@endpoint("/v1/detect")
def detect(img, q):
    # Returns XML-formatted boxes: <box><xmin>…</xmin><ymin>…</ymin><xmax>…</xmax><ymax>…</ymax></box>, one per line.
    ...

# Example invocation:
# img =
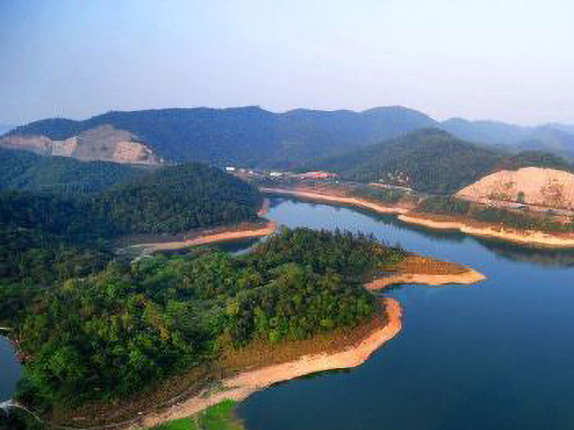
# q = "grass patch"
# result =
<box><xmin>150</xmin><ymin>400</ymin><xmax>245</xmax><ymax>430</ymax></box>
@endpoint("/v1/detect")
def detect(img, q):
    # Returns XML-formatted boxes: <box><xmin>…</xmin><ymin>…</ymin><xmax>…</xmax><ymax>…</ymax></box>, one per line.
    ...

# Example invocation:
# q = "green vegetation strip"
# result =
<box><xmin>150</xmin><ymin>400</ymin><xmax>245</xmax><ymax>430</ymax></box>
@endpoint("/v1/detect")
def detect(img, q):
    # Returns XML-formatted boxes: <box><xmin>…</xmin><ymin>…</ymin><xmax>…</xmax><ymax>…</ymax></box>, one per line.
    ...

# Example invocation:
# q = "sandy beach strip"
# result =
<box><xmin>367</xmin><ymin>255</ymin><xmax>486</xmax><ymax>290</ymax></box>
<box><xmin>261</xmin><ymin>186</ymin><xmax>574</xmax><ymax>249</ymax></box>
<box><xmin>398</xmin><ymin>214</ymin><xmax>574</xmax><ymax>249</ymax></box>
<box><xmin>128</xmin><ymin>221</ymin><xmax>277</xmax><ymax>254</ymax></box>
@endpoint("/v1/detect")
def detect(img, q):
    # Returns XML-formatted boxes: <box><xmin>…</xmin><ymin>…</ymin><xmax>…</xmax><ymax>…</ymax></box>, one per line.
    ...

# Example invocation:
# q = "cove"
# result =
<box><xmin>237</xmin><ymin>198</ymin><xmax>574</xmax><ymax>430</ymax></box>
<box><xmin>0</xmin><ymin>336</ymin><xmax>21</xmax><ymax>402</ymax></box>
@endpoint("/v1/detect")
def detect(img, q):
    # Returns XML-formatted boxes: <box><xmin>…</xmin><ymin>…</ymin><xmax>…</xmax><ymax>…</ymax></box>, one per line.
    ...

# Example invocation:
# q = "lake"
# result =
<box><xmin>0</xmin><ymin>336</ymin><xmax>21</xmax><ymax>402</ymax></box>
<box><xmin>237</xmin><ymin>198</ymin><xmax>574</xmax><ymax>430</ymax></box>
<box><xmin>3</xmin><ymin>196</ymin><xmax>574</xmax><ymax>430</ymax></box>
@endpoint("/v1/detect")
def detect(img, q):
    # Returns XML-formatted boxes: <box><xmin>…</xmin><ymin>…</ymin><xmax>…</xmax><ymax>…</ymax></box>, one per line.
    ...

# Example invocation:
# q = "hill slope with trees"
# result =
<box><xmin>0</xmin><ymin>148</ymin><xmax>149</xmax><ymax>196</ymax></box>
<box><xmin>0</xmin><ymin>163</ymin><xmax>262</xmax><ymax>288</ymax></box>
<box><xmin>492</xmin><ymin>150</ymin><xmax>574</xmax><ymax>174</ymax></box>
<box><xmin>98</xmin><ymin>163</ymin><xmax>262</xmax><ymax>234</ymax></box>
<box><xmin>302</xmin><ymin>128</ymin><xmax>503</xmax><ymax>194</ymax></box>
<box><xmin>3</xmin><ymin>228</ymin><xmax>403</xmax><ymax>426</ymax></box>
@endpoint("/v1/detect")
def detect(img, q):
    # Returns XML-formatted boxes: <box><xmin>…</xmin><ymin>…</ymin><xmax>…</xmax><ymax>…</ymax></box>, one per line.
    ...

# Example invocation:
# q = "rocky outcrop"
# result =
<box><xmin>0</xmin><ymin>125</ymin><xmax>161</xmax><ymax>165</ymax></box>
<box><xmin>456</xmin><ymin>167</ymin><xmax>574</xmax><ymax>210</ymax></box>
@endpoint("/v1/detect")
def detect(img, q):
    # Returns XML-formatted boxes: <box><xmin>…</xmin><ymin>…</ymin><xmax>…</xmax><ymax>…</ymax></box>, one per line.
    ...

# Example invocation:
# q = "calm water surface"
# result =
<box><xmin>0</xmin><ymin>336</ymin><xmax>21</xmax><ymax>402</ymax></box>
<box><xmin>238</xmin><ymin>198</ymin><xmax>574</xmax><ymax>430</ymax></box>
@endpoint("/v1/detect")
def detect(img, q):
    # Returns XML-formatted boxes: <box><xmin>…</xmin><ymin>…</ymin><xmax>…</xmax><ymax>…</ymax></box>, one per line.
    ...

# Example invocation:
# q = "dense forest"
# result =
<box><xmin>0</xmin><ymin>161</ymin><xmax>267</xmax><ymax>428</ymax></box>
<box><xmin>302</xmin><ymin>129</ymin><xmax>502</xmax><ymax>194</ymax></box>
<box><xmin>98</xmin><ymin>163</ymin><xmax>261</xmax><ymax>234</ymax></box>
<box><xmin>4</xmin><ymin>228</ymin><xmax>403</xmax><ymax>423</ymax></box>
<box><xmin>0</xmin><ymin>163</ymin><xmax>262</xmax><ymax>289</ymax></box>
<box><xmin>0</xmin><ymin>148</ymin><xmax>149</xmax><ymax>196</ymax></box>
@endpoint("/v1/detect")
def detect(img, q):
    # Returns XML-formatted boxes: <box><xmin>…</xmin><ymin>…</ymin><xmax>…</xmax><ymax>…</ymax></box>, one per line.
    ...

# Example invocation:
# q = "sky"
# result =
<box><xmin>1</xmin><ymin>0</ymin><xmax>574</xmax><ymax>125</ymax></box>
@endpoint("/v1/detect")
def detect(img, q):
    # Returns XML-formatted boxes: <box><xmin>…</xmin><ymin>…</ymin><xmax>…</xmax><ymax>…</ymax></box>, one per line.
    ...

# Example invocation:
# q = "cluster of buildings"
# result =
<box><xmin>225</xmin><ymin>166</ymin><xmax>339</xmax><ymax>181</ymax></box>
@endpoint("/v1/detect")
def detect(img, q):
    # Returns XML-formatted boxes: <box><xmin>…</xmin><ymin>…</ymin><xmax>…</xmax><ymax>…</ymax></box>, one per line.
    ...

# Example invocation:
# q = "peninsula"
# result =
<box><xmin>5</xmin><ymin>228</ymin><xmax>485</xmax><ymax>429</ymax></box>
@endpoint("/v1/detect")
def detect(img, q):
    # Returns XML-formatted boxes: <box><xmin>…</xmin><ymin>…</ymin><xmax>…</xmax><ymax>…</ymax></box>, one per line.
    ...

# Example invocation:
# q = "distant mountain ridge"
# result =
<box><xmin>440</xmin><ymin>118</ymin><xmax>574</xmax><ymax>161</ymax></box>
<box><xmin>0</xmin><ymin>106</ymin><xmax>437</xmax><ymax>167</ymax></box>
<box><xmin>2</xmin><ymin>106</ymin><xmax>574</xmax><ymax>166</ymax></box>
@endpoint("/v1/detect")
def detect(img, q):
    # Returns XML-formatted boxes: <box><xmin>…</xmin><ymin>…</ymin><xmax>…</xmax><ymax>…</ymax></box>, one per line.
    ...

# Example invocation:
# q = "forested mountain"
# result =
<box><xmin>1</xmin><ymin>163</ymin><xmax>261</xmax><ymax>241</ymax></box>
<box><xmin>0</xmin><ymin>163</ymin><xmax>262</xmax><ymax>287</ymax></box>
<box><xmin>6</xmin><ymin>106</ymin><xmax>574</xmax><ymax>168</ymax></box>
<box><xmin>302</xmin><ymin>128</ymin><xmax>502</xmax><ymax>194</ymax></box>
<box><xmin>98</xmin><ymin>163</ymin><xmax>262</xmax><ymax>233</ymax></box>
<box><xmin>510</xmin><ymin>127</ymin><xmax>574</xmax><ymax>161</ymax></box>
<box><xmin>1</xmin><ymin>106</ymin><xmax>438</xmax><ymax>167</ymax></box>
<box><xmin>441</xmin><ymin>119</ymin><xmax>574</xmax><ymax>161</ymax></box>
<box><xmin>0</xmin><ymin>148</ymin><xmax>149</xmax><ymax>196</ymax></box>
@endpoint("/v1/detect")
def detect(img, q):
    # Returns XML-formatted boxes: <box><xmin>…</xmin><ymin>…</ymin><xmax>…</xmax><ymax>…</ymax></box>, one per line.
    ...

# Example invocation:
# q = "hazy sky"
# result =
<box><xmin>1</xmin><ymin>0</ymin><xmax>574</xmax><ymax>124</ymax></box>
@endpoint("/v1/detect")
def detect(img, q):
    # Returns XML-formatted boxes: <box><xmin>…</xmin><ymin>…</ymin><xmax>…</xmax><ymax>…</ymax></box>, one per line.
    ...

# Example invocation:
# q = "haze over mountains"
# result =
<box><xmin>0</xmin><ymin>122</ymin><xmax>17</xmax><ymax>135</ymax></box>
<box><xmin>2</xmin><ymin>106</ymin><xmax>574</xmax><ymax>167</ymax></box>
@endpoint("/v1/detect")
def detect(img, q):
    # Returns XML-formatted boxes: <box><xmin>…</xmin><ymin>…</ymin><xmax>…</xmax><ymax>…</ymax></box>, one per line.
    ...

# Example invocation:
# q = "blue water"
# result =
<box><xmin>0</xmin><ymin>336</ymin><xmax>21</xmax><ymax>402</ymax></box>
<box><xmin>238</xmin><ymin>198</ymin><xmax>574</xmax><ymax>430</ymax></box>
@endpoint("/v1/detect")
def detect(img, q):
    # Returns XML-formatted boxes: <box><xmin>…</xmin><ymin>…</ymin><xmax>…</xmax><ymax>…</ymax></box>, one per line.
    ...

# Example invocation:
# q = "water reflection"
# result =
<box><xmin>270</xmin><ymin>197</ymin><xmax>574</xmax><ymax>269</ymax></box>
<box><xmin>473</xmin><ymin>237</ymin><xmax>574</xmax><ymax>267</ymax></box>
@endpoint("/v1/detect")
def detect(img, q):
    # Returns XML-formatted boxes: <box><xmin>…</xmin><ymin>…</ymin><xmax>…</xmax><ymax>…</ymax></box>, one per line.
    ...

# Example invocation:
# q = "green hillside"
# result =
<box><xmin>3</xmin><ymin>228</ymin><xmax>401</xmax><ymax>425</ymax></box>
<box><xmin>98</xmin><ymin>163</ymin><xmax>262</xmax><ymax>234</ymax></box>
<box><xmin>0</xmin><ymin>148</ymin><xmax>149</xmax><ymax>196</ymax></box>
<box><xmin>304</xmin><ymin>128</ymin><xmax>502</xmax><ymax>194</ymax></box>
<box><xmin>0</xmin><ymin>164</ymin><xmax>262</xmax><ymax>287</ymax></box>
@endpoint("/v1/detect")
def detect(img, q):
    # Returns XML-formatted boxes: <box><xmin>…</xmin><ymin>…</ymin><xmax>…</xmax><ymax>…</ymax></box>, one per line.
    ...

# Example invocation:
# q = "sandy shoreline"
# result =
<box><xmin>367</xmin><ymin>254</ymin><xmax>486</xmax><ymax>290</ymax></box>
<box><xmin>367</xmin><ymin>270</ymin><xmax>486</xmax><ymax>290</ymax></box>
<box><xmin>259</xmin><ymin>187</ymin><xmax>409</xmax><ymax>215</ymax></box>
<box><xmin>138</xmin><ymin>298</ymin><xmax>403</xmax><ymax>429</ymax></box>
<box><xmin>261</xmin><ymin>187</ymin><xmax>574</xmax><ymax>249</ymax></box>
<box><xmin>136</xmin><ymin>255</ymin><xmax>486</xmax><ymax>428</ymax></box>
<box><xmin>126</xmin><ymin>221</ymin><xmax>277</xmax><ymax>255</ymax></box>
<box><xmin>398</xmin><ymin>214</ymin><xmax>574</xmax><ymax>249</ymax></box>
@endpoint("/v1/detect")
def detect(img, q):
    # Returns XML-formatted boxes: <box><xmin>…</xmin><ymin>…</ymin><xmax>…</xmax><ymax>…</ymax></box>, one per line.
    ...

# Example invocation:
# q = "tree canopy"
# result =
<box><xmin>7</xmin><ymin>228</ymin><xmax>402</xmax><ymax>417</ymax></box>
<box><xmin>301</xmin><ymin>128</ymin><xmax>503</xmax><ymax>194</ymax></box>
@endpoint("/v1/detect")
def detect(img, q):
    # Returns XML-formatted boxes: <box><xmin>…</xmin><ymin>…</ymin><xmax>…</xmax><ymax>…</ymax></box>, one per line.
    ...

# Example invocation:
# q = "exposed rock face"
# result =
<box><xmin>0</xmin><ymin>125</ymin><xmax>161</xmax><ymax>165</ymax></box>
<box><xmin>456</xmin><ymin>167</ymin><xmax>574</xmax><ymax>210</ymax></box>
<box><xmin>0</xmin><ymin>134</ymin><xmax>53</xmax><ymax>155</ymax></box>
